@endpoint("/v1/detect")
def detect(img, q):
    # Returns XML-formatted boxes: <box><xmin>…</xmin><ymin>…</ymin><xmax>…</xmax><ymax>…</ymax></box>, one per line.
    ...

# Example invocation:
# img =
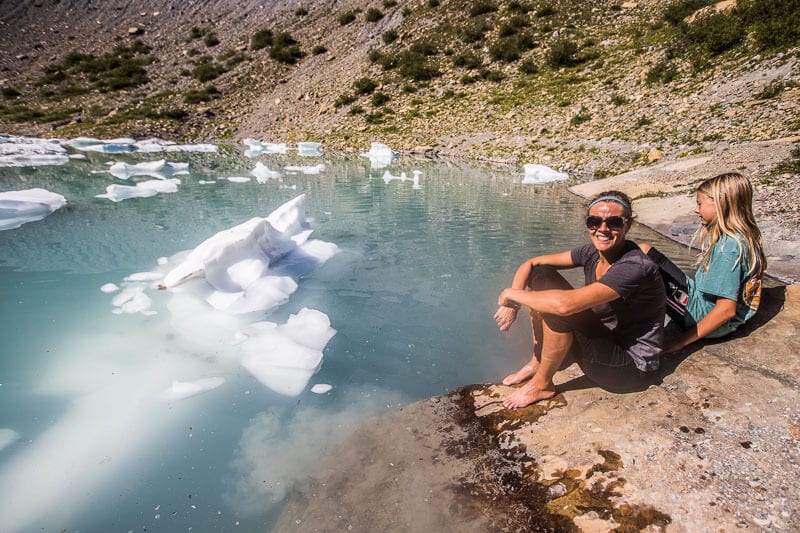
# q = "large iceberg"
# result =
<box><xmin>0</xmin><ymin>136</ymin><xmax>69</xmax><ymax>167</ymax></box>
<box><xmin>522</xmin><ymin>163</ymin><xmax>569</xmax><ymax>184</ymax></box>
<box><xmin>0</xmin><ymin>188</ymin><xmax>67</xmax><ymax>231</ymax></box>
<box><xmin>361</xmin><ymin>142</ymin><xmax>398</xmax><ymax>170</ymax></box>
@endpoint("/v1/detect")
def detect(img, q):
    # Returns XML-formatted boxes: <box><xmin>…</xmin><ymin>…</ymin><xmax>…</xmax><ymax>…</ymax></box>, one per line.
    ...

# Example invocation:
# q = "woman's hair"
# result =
<box><xmin>587</xmin><ymin>190</ymin><xmax>634</xmax><ymax>218</ymax></box>
<box><xmin>692</xmin><ymin>172</ymin><xmax>766</xmax><ymax>279</ymax></box>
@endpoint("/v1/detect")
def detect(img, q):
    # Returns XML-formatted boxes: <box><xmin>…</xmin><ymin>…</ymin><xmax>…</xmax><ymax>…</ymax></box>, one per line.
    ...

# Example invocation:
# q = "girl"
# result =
<box><xmin>641</xmin><ymin>172</ymin><xmax>766</xmax><ymax>353</ymax></box>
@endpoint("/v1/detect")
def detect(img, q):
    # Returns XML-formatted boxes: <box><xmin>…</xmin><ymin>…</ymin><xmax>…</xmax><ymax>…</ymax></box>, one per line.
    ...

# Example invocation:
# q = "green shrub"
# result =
<box><xmin>295</xmin><ymin>7</ymin><xmax>308</xmax><ymax>16</ymax></box>
<box><xmin>2</xmin><ymin>86</ymin><xmax>21</xmax><ymax>98</ymax></box>
<box><xmin>685</xmin><ymin>12</ymin><xmax>743</xmax><ymax>54</ymax></box>
<box><xmin>570</xmin><ymin>107</ymin><xmax>591</xmax><ymax>126</ymax></box>
<box><xmin>339</xmin><ymin>10</ymin><xmax>357</xmax><ymax>25</ymax></box>
<box><xmin>384</xmin><ymin>0</ymin><xmax>398</xmax><ymax>7</ymax></box>
<box><xmin>462</xmin><ymin>20</ymin><xmax>492</xmax><ymax>43</ymax></box>
<box><xmin>365</xmin><ymin>8</ymin><xmax>384</xmax><ymax>22</ymax></box>
<box><xmin>372</xmin><ymin>91</ymin><xmax>390</xmax><ymax>106</ymax></box>
<box><xmin>270</xmin><ymin>44</ymin><xmax>304</xmax><ymax>64</ymax></box>
<box><xmin>535</xmin><ymin>5</ymin><xmax>557</xmax><ymax>18</ymax></box>
<box><xmin>547</xmin><ymin>39</ymin><xmax>578</xmax><ymax>67</ymax></box>
<box><xmin>460</xmin><ymin>74</ymin><xmax>479</xmax><ymax>84</ymax></box>
<box><xmin>490</xmin><ymin>32</ymin><xmax>536</xmax><ymax>62</ymax></box>
<box><xmin>382</xmin><ymin>30</ymin><xmax>399</xmax><ymax>44</ymax></box>
<box><xmin>776</xmin><ymin>145</ymin><xmax>800</xmax><ymax>173</ymax></box>
<box><xmin>184</xmin><ymin>86</ymin><xmax>220</xmax><ymax>104</ymax></box>
<box><xmin>251</xmin><ymin>29</ymin><xmax>273</xmax><ymax>50</ymax></box>
<box><xmin>453</xmin><ymin>51</ymin><xmax>482</xmax><ymax>69</ymax></box>
<box><xmin>664</xmin><ymin>0</ymin><xmax>714</xmax><ymax>25</ymax></box>
<box><xmin>500</xmin><ymin>14</ymin><xmax>531</xmax><ymax>36</ymax></box>
<box><xmin>611</xmin><ymin>94</ymin><xmax>628</xmax><ymax>105</ymax></box>
<box><xmin>312</xmin><ymin>45</ymin><xmax>328</xmax><ymax>55</ymax></box>
<box><xmin>427</xmin><ymin>0</ymin><xmax>440</xmax><ymax>6</ymax></box>
<box><xmin>410</xmin><ymin>40</ymin><xmax>438</xmax><ymax>56</ymax></box>
<box><xmin>508</xmin><ymin>1</ymin><xmax>533</xmax><ymax>13</ymax></box>
<box><xmin>203</xmin><ymin>32</ymin><xmax>220</xmax><ymax>47</ymax></box>
<box><xmin>470</xmin><ymin>0</ymin><xmax>498</xmax><ymax>17</ymax></box>
<box><xmin>645</xmin><ymin>60</ymin><xmax>678</xmax><ymax>84</ymax></box>
<box><xmin>192</xmin><ymin>61</ymin><xmax>225</xmax><ymax>82</ymax></box>
<box><xmin>189</xmin><ymin>27</ymin><xmax>205</xmax><ymax>40</ymax></box>
<box><xmin>740</xmin><ymin>0</ymin><xmax>800</xmax><ymax>49</ymax></box>
<box><xmin>636</xmin><ymin>116</ymin><xmax>654</xmax><ymax>127</ymax></box>
<box><xmin>519</xmin><ymin>58</ymin><xmax>538</xmax><ymax>74</ymax></box>
<box><xmin>334</xmin><ymin>93</ymin><xmax>357</xmax><ymax>107</ymax></box>
<box><xmin>349</xmin><ymin>105</ymin><xmax>365</xmax><ymax>115</ymax></box>
<box><xmin>479</xmin><ymin>68</ymin><xmax>504</xmax><ymax>82</ymax></box>
<box><xmin>354</xmin><ymin>77</ymin><xmax>378</xmax><ymax>94</ymax></box>
<box><xmin>396</xmin><ymin>50</ymin><xmax>441</xmax><ymax>81</ymax></box>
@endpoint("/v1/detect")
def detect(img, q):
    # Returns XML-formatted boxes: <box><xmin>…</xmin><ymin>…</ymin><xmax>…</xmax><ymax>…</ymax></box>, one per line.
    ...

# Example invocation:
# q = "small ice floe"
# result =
<box><xmin>107</xmin><ymin>159</ymin><xmax>189</xmax><ymax>180</ymax></box>
<box><xmin>243</xmin><ymin>138</ymin><xmax>288</xmax><ymax>157</ymax></box>
<box><xmin>111</xmin><ymin>286</ymin><xmax>154</xmax><ymax>314</ymax></box>
<box><xmin>251</xmin><ymin>162</ymin><xmax>281</xmax><ymax>183</ymax></box>
<box><xmin>522</xmin><ymin>164</ymin><xmax>569</xmax><ymax>184</ymax></box>
<box><xmin>100</xmin><ymin>283</ymin><xmax>119</xmax><ymax>293</ymax></box>
<box><xmin>280</xmin><ymin>184</ymin><xmax>297</xmax><ymax>190</ymax></box>
<box><xmin>361</xmin><ymin>142</ymin><xmax>398</xmax><ymax>170</ymax></box>
<box><xmin>65</xmin><ymin>137</ymin><xmax>217</xmax><ymax>154</ymax></box>
<box><xmin>226</xmin><ymin>177</ymin><xmax>251</xmax><ymax>183</ymax></box>
<box><xmin>95</xmin><ymin>178</ymin><xmax>181</xmax><ymax>202</ymax></box>
<box><xmin>310</xmin><ymin>384</ymin><xmax>333</xmax><ymax>394</ymax></box>
<box><xmin>0</xmin><ymin>188</ymin><xmax>67</xmax><ymax>231</ymax></box>
<box><xmin>381</xmin><ymin>169</ymin><xmax>422</xmax><ymax>189</ymax></box>
<box><xmin>197</xmin><ymin>180</ymin><xmax>217</xmax><ymax>185</ymax></box>
<box><xmin>284</xmin><ymin>163</ymin><xmax>325</xmax><ymax>175</ymax></box>
<box><xmin>297</xmin><ymin>142</ymin><xmax>322</xmax><ymax>156</ymax></box>
<box><xmin>124</xmin><ymin>271</ymin><xmax>164</xmax><ymax>283</ymax></box>
<box><xmin>0</xmin><ymin>135</ymin><xmax>69</xmax><ymax>167</ymax></box>
<box><xmin>162</xmin><ymin>377</ymin><xmax>225</xmax><ymax>401</ymax></box>
<box><xmin>0</xmin><ymin>429</ymin><xmax>20</xmax><ymax>452</ymax></box>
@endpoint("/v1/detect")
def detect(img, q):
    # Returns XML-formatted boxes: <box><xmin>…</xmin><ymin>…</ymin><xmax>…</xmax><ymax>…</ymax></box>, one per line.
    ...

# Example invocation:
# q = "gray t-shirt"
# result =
<box><xmin>571</xmin><ymin>241</ymin><xmax>666</xmax><ymax>372</ymax></box>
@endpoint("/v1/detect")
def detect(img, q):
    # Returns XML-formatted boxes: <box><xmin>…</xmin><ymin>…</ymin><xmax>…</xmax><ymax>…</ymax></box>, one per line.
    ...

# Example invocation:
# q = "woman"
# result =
<box><xmin>495</xmin><ymin>190</ymin><xmax>665</xmax><ymax>409</ymax></box>
<box><xmin>640</xmin><ymin>172</ymin><xmax>766</xmax><ymax>353</ymax></box>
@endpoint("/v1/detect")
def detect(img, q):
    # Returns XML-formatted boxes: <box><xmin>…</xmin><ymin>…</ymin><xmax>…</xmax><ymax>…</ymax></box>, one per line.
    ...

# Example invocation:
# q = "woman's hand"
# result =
<box><xmin>494</xmin><ymin>289</ymin><xmax>520</xmax><ymax>331</ymax></box>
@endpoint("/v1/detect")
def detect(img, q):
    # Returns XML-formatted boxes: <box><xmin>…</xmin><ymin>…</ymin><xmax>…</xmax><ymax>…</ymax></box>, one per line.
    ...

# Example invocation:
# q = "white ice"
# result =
<box><xmin>284</xmin><ymin>163</ymin><xmax>325</xmax><ymax>175</ymax></box>
<box><xmin>95</xmin><ymin>178</ymin><xmax>181</xmax><ymax>202</ymax></box>
<box><xmin>226</xmin><ymin>177</ymin><xmax>251</xmax><ymax>183</ymax></box>
<box><xmin>107</xmin><ymin>159</ymin><xmax>189</xmax><ymax>180</ymax></box>
<box><xmin>522</xmin><ymin>163</ymin><xmax>569</xmax><ymax>184</ymax></box>
<box><xmin>0</xmin><ymin>188</ymin><xmax>67</xmax><ymax>231</ymax></box>
<box><xmin>310</xmin><ymin>383</ymin><xmax>332</xmax><ymax>394</ymax></box>
<box><xmin>243</xmin><ymin>138</ymin><xmax>288</xmax><ymax>157</ymax></box>
<box><xmin>99</xmin><ymin>283</ymin><xmax>119</xmax><ymax>293</ymax></box>
<box><xmin>0</xmin><ymin>429</ymin><xmax>20</xmax><ymax>452</ymax></box>
<box><xmin>251</xmin><ymin>162</ymin><xmax>281</xmax><ymax>183</ymax></box>
<box><xmin>64</xmin><ymin>137</ymin><xmax>217</xmax><ymax>153</ymax></box>
<box><xmin>0</xmin><ymin>135</ymin><xmax>69</xmax><ymax>167</ymax></box>
<box><xmin>162</xmin><ymin>377</ymin><xmax>225</xmax><ymax>401</ymax></box>
<box><xmin>381</xmin><ymin>170</ymin><xmax>422</xmax><ymax>189</ymax></box>
<box><xmin>361</xmin><ymin>142</ymin><xmax>398</xmax><ymax>170</ymax></box>
<box><xmin>297</xmin><ymin>142</ymin><xmax>322</xmax><ymax>156</ymax></box>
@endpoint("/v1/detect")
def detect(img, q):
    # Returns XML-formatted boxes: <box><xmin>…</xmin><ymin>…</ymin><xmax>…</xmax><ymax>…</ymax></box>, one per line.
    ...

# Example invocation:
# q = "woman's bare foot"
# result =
<box><xmin>502</xmin><ymin>382</ymin><xmax>556</xmax><ymax>409</ymax></box>
<box><xmin>502</xmin><ymin>363</ymin><xmax>537</xmax><ymax>386</ymax></box>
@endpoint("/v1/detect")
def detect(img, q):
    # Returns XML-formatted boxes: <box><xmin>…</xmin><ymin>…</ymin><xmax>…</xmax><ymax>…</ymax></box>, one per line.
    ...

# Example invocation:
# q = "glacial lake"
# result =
<box><xmin>0</xmin><ymin>142</ymin><xmax>692</xmax><ymax>531</ymax></box>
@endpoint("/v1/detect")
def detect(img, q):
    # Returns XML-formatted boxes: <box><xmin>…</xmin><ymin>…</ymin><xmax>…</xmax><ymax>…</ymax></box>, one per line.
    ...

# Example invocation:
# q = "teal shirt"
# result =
<box><xmin>685</xmin><ymin>234</ymin><xmax>761</xmax><ymax>338</ymax></box>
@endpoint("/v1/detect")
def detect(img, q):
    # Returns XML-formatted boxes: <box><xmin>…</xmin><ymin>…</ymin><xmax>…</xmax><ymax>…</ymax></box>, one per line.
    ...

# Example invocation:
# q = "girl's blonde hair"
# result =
<box><xmin>692</xmin><ymin>172</ymin><xmax>766</xmax><ymax>279</ymax></box>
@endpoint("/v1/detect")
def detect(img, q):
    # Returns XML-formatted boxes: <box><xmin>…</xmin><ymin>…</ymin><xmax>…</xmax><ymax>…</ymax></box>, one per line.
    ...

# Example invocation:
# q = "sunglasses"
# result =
<box><xmin>585</xmin><ymin>215</ymin><xmax>629</xmax><ymax>230</ymax></box>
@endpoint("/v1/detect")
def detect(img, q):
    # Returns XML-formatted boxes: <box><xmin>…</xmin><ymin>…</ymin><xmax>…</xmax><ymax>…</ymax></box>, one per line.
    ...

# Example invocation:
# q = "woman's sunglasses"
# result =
<box><xmin>585</xmin><ymin>215</ymin><xmax>628</xmax><ymax>231</ymax></box>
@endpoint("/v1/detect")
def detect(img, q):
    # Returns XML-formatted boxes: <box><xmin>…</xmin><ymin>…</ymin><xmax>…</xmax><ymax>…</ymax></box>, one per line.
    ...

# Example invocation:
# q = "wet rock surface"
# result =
<box><xmin>278</xmin><ymin>285</ymin><xmax>799</xmax><ymax>531</ymax></box>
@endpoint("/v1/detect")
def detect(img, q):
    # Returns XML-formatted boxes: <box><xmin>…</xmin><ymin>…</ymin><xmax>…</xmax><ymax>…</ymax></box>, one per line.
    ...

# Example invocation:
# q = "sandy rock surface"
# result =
<box><xmin>278</xmin><ymin>286</ymin><xmax>799</xmax><ymax>531</ymax></box>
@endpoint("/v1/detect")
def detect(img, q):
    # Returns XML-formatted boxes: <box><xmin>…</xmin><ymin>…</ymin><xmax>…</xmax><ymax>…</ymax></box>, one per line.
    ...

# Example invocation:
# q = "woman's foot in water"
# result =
<box><xmin>502</xmin><ymin>382</ymin><xmax>556</xmax><ymax>409</ymax></box>
<box><xmin>502</xmin><ymin>362</ymin><xmax>538</xmax><ymax>386</ymax></box>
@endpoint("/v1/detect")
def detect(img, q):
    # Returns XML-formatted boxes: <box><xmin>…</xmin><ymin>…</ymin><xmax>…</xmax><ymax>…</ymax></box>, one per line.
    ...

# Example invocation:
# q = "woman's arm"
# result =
<box><xmin>494</xmin><ymin>251</ymin><xmax>574</xmax><ymax>331</ymax></box>
<box><xmin>499</xmin><ymin>281</ymin><xmax>620</xmax><ymax>317</ymax></box>
<box><xmin>666</xmin><ymin>297</ymin><xmax>737</xmax><ymax>352</ymax></box>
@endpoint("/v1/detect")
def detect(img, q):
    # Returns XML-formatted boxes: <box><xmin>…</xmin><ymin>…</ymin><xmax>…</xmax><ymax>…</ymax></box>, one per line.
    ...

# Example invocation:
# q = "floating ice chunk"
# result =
<box><xmin>297</xmin><ymin>142</ymin><xmax>322</xmax><ymax>156</ymax></box>
<box><xmin>240</xmin><ymin>308</ymin><xmax>336</xmax><ymax>396</ymax></box>
<box><xmin>0</xmin><ymin>136</ymin><xmax>69</xmax><ymax>167</ymax></box>
<box><xmin>0</xmin><ymin>429</ymin><xmax>20</xmax><ymax>452</ymax></box>
<box><xmin>412</xmin><ymin>170</ymin><xmax>422</xmax><ymax>190</ymax></box>
<box><xmin>284</xmin><ymin>163</ymin><xmax>325</xmax><ymax>175</ymax></box>
<box><xmin>107</xmin><ymin>159</ymin><xmax>189</xmax><ymax>180</ymax></box>
<box><xmin>0</xmin><ymin>188</ymin><xmax>67</xmax><ymax>231</ymax></box>
<box><xmin>226</xmin><ymin>177</ymin><xmax>251</xmax><ymax>183</ymax></box>
<box><xmin>124</xmin><ymin>271</ymin><xmax>164</xmax><ymax>282</ymax></box>
<box><xmin>381</xmin><ymin>169</ymin><xmax>422</xmax><ymax>189</ymax></box>
<box><xmin>95</xmin><ymin>178</ymin><xmax>180</xmax><ymax>202</ymax></box>
<box><xmin>310</xmin><ymin>384</ymin><xmax>332</xmax><ymax>394</ymax></box>
<box><xmin>243</xmin><ymin>138</ymin><xmax>288</xmax><ymax>157</ymax></box>
<box><xmin>251</xmin><ymin>162</ymin><xmax>281</xmax><ymax>183</ymax></box>
<box><xmin>164</xmin><ymin>143</ymin><xmax>217</xmax><ymax>153</ymax></box>
<box><xmin>198</xmin><ymin>180</ymin><xmax>217</xmax><ymax>185</ymax></box>
<box><xmin>111</xmin><ymin>286</ymin><xmax>153</xmax><ymax>314</ymax></box>
<box><xmin>361</xmin><ymin>142</ymin><xmax>398</xmax><ymax>170</ymax></box>
<box><xmin>522</xmin><ymin>164</ymin><xmax>569</xmax><ymax>184</ymax></box>
<box><xmin>157</xmin><ymin>256</ymin><xmax>169</xmax><ymax>265</ymax></box>
<box><xmin>162</xmin><ymin>377</ymin><xmax>225</xmax><ymax>401</ymax></box>
<box><xmin>100</xmin><ymin>283</ymin><xmax>119</xmax><ymax>293</ymax></box>
<box><xmin>67</xmin><ymin>137</ymin><xmax>138</xmax><ymax>153</ymax></box>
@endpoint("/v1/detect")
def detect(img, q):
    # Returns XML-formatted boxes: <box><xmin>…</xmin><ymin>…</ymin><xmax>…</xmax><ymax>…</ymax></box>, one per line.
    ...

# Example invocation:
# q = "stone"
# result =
<box><xmin>647</xmin><ymin>148</ymin><xmax>663</xmax><ymax>162</ymax></box>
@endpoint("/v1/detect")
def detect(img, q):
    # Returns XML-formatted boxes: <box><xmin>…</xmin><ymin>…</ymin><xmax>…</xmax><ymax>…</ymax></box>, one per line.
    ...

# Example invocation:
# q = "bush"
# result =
<box><xmin>570</xmin><ymin>107</ymin><xmax>591</xmax><ymax>126</ymax></box>
<box><xmin>270</xmin><ymin>44</ymin><xmax>304</xmax><ymax>64</ymax></box>
<box><xmin>663</xmin><ymin>0</ymin><xmax>713</xmax><ymax>25</ymax></box>
<box><xmin>365</xmin><ymin>8</ymin><xmax>384</xmax><ymax>22</ymax></box>
<box><xmin>685</xmin><ymin>12</ymin><xmax>744</xmax><ymax>54</ymax></box>
<box><xmin>189</xmin><ymin>27</ymin><xmax>205</xmax><ymax>40</ymax></box>
<box><xmin>535</xmin><ymin>5</ymin><xmax>557</xmax><ymax>18</ymax></box>
<box><xmin>295</xmin><ymin>7</ymin><xmax>308</xmax><ymax>16</ymax></box>
<box><xmin>490</xmin><ymin>33</ymin><xmax>536</xmax><ymax>62</ymax></box>
<box><xmin>339</xmin><ymin>10</ymin><xmax>357</xmax><ymax>25</ymax></box>
<box><xmin>500</xmin><ymin>14</ymin><xmax>531</xmax><ymax>36</ymax></box>
<box><xmin>470</xmin><ymin>1</ymin><xmax>498</xmax><ymax>17</ymax></box>
<box><xmin>184</xmin><ymin>86</ymin><xmax>220</xmax><ymax>104</ymax></box>
<box><xmin>508</xmin><ymin>1</ymin><xmax>533</xmax><ymax>13</ymax></box>
<box><xmin>740</xmin><ymin>0</ymin><xmax>800</xmax><ymax>49</ymax></box>
<box><xmin>354</xmin><ymin>77</ymin><xmax>378</xmax><ymax>94</ymax></box>
<box><xmin>462</xmin><ymin>20</ymin><xmax>492</xmax><ymax>43</ymax></box>
<box><xmin>410</xmin><ymin>39</ymin><xmax>438</xmax><ymax>56</ymax></box>
<box><xmin>203</xmin><ymin>32</ymin><xmax>220</xmax><ymax>47</ymax></box>
<box><xmin>192</xmin><ymin>61</ymin><xmax>225</xmax><ymax>82</ymax></box>
<box><xmin>611</xmin><ymin>94</ymin><xmax>628</xmax><ymax>106</ymax></box>
<box><xmin>645</xmin><ymin>60</ymin><xmax>678</xmax><ymax>84</ymax></box>
<box><xmin>479</xmin><ymin>68</ymin><xmax>504</xmax><ymax>82</ymax></box>
<box><xmin>251</xmin><ymin>29</ymin><xmax>273</xmax><ymax>50</ymax></box>
<box><xmin>2</xmin><ymin>86</ymin><xmax>21</xmax><ymax>98</ymax></box>
<box><xmin>547</xmin><ymin>39</ymin><xmax>578</xmax><ymax>67</ymax></box>
<box><xmin>312</xmin><ymin>45</ymin><xmax>327</xmax><ymax>55</ymax></box>
<box><xmin>384</xmin><ymin>0</ymin><xmax>398</xmax><ymax>7</ymax></box>
<box><xmin>452</xmin><ymin>51</ymin><xmax>482</xmax><ymax>69</ymax></box>
<box><xmin>334</xmin><ymin>93</ymin><xmax>357</xmax><ymax>108</ymax></box>
<box><xmin>382</xmin><ymin>30</ymin><xmax>399</xmax><ymax>44</ymax></box>
<box><xmin>372</xmin><ymin>91</ymin><xmax>390</xmax><ymax>106</ymax></box>
<box><xmin>396</xmin><ymin>50</ymin><xmax>441</xmax><ymax>81</ymax></box>
<box><xmin>519</xmin><ymin>58</ymin><xmax>538</xmax><ymax>74</ymax></box>
<box><xmin>636</xmin><ymin>116</ymin><xmax>654</xmax><ymax>127</ymax></box>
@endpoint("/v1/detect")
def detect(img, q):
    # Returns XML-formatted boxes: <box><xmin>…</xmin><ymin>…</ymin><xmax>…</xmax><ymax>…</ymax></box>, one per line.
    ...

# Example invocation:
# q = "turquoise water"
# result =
<box><xmin>0</xmin><ymin>147</ymin><xmax>691</xmax><ymax>531</ymax></box>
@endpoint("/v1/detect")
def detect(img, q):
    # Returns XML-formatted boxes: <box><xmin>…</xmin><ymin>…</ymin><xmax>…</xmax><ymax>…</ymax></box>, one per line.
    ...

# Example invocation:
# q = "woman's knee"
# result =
<box><xmin>527</xmin><ymin>265</ymin><xmax>573</xmax><ymax>291</ymax></box>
